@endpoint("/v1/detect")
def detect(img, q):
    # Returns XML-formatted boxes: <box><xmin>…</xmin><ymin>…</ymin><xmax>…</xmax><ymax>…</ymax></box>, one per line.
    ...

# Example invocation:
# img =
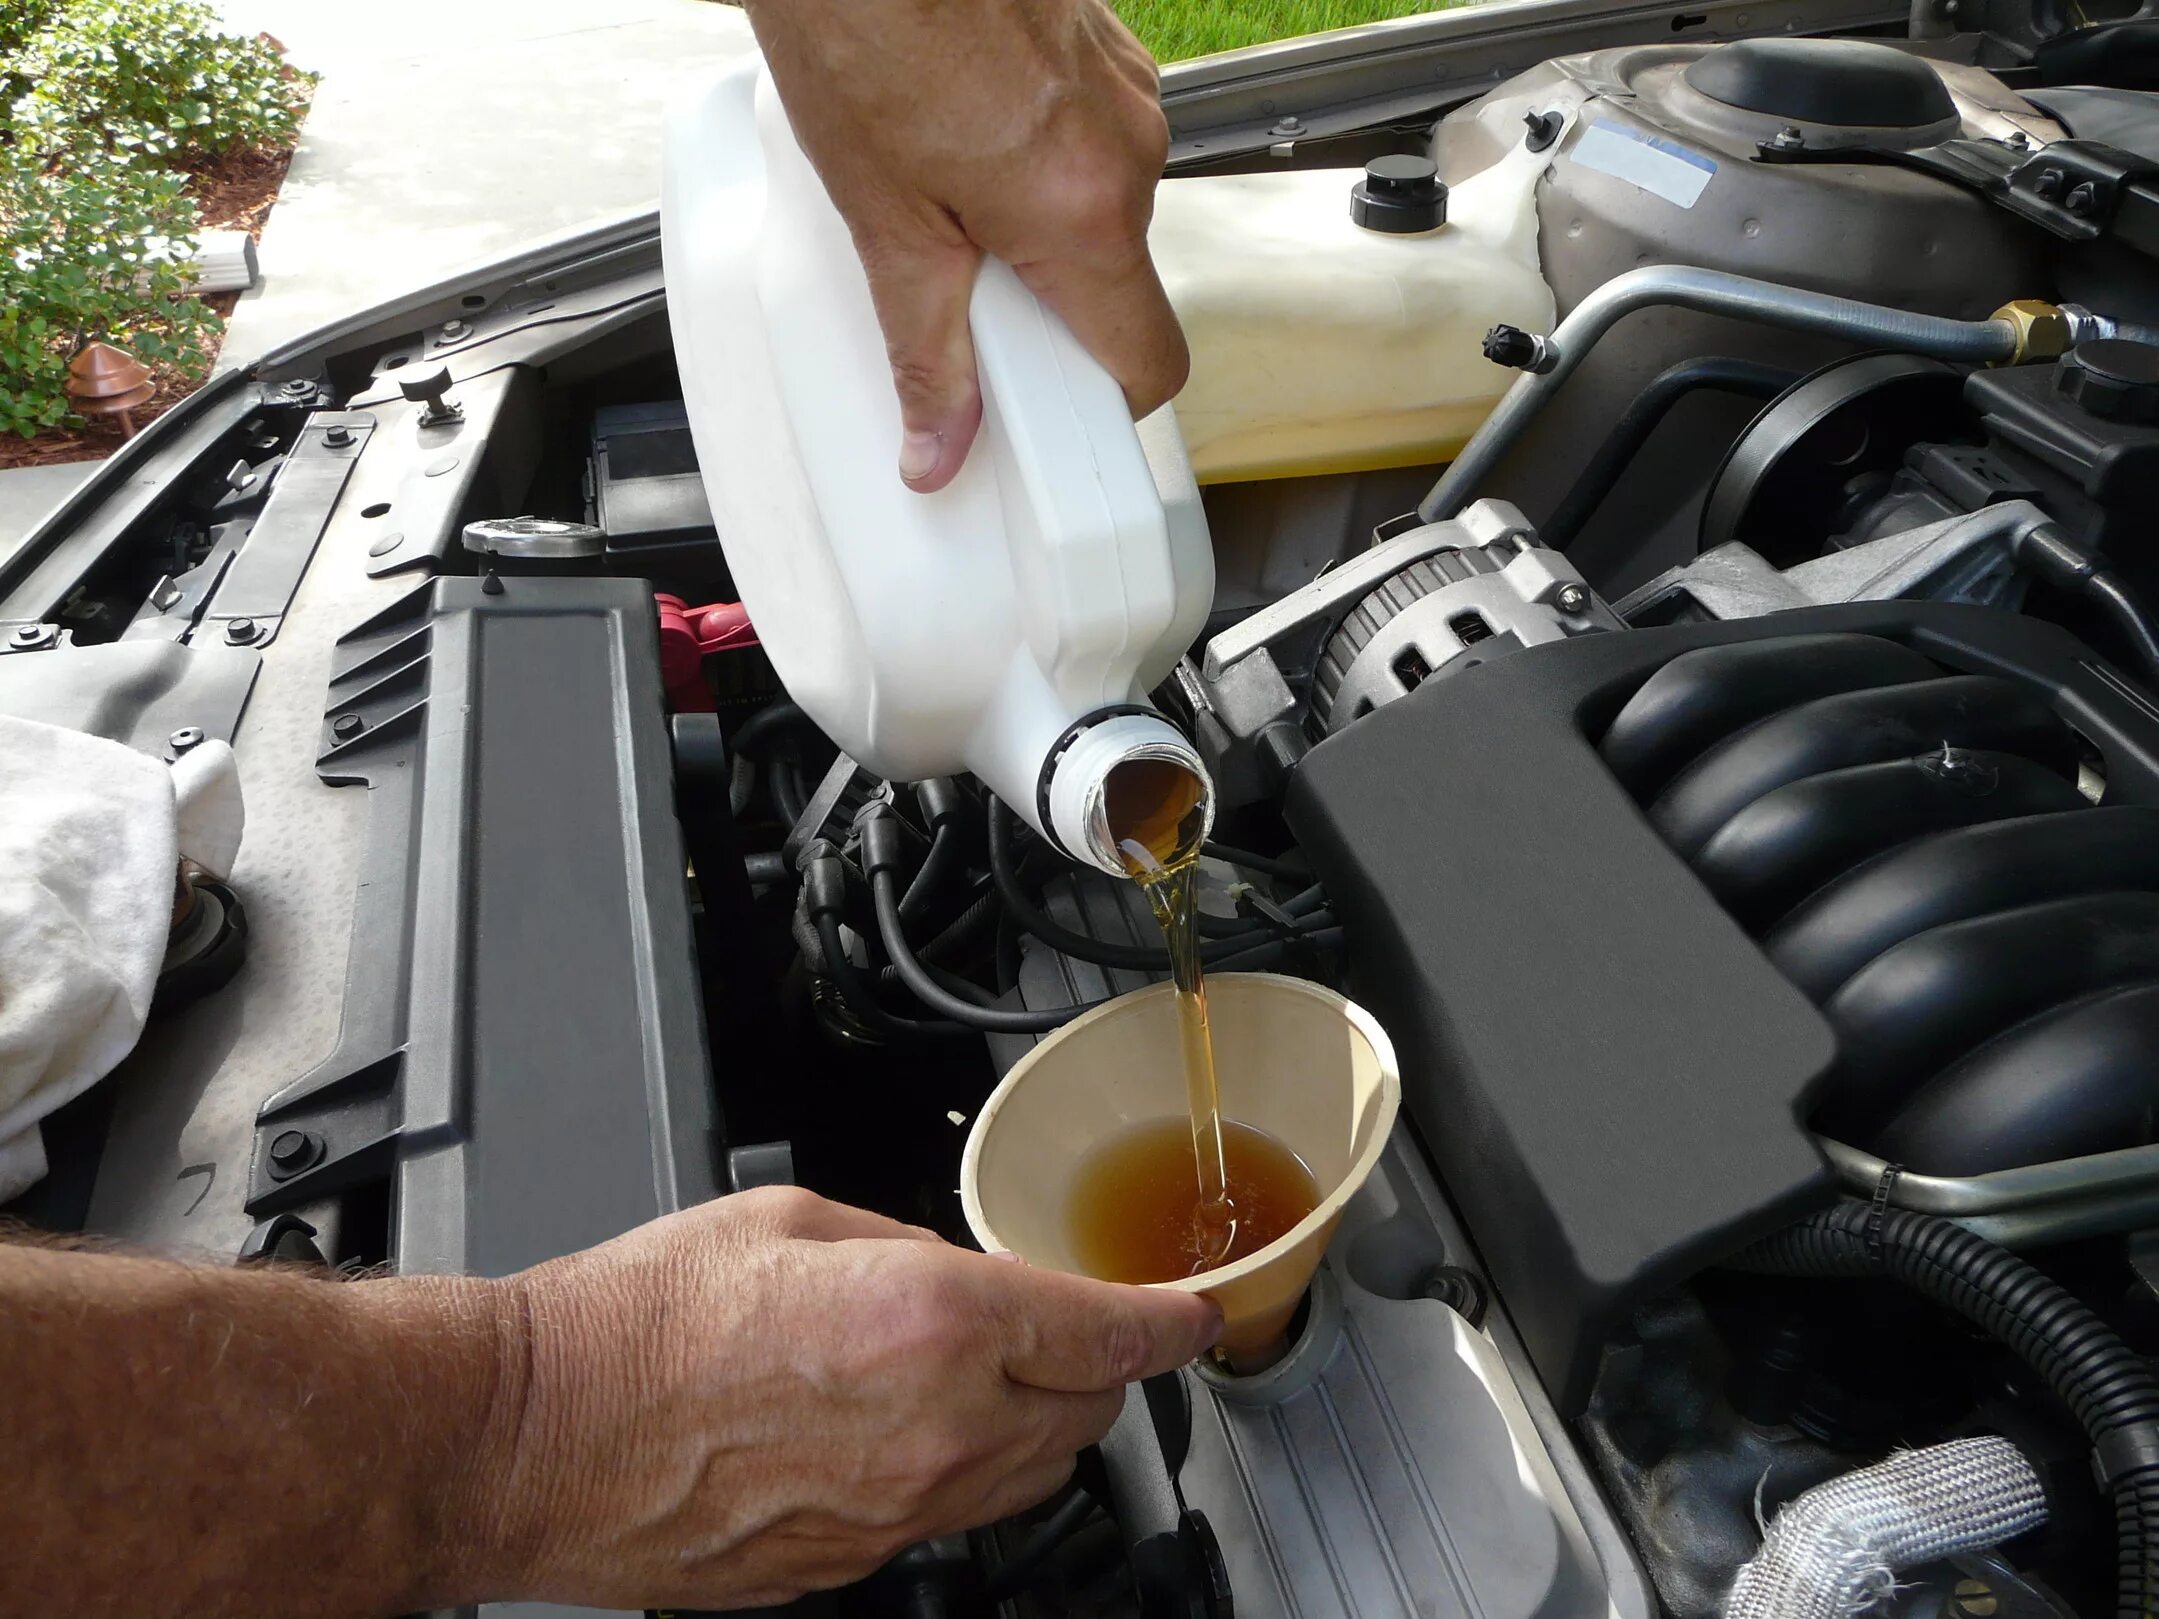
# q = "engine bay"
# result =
<box><xmin>18</xmin><ymin>17</ymin><xmax>2159</xmax><ymax>1619</ymax></box>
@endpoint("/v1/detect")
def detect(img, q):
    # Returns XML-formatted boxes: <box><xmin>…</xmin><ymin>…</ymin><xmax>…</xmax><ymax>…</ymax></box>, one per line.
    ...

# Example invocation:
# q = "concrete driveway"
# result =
<box><xmin>0</xmin><ymin>0</ymin><xmax>752</xmax><ymax>556</ymax></box>
<box><xmin>212</xmin><ymin>0</ymin><xmax>756</xmax><ymax>365</ymax></box>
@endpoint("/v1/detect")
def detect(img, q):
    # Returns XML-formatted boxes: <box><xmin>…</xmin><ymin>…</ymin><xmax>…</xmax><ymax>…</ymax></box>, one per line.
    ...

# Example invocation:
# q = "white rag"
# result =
<box><xmin>0</xmin><ymin>716</ymin><xmax>245</xmax><ymax>1201</ymax></box>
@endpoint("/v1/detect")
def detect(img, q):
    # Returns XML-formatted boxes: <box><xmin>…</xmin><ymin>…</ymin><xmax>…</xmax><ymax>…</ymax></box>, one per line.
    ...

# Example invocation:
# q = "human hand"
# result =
<box><xmin>741</xmin><ymin>0</ymin><xmax>1190</xmax><ymax>493</ymax></box>
<box><xmin>465</xmin><ymin>1187</ymin><xmax>1220</xmax><ymax>1608</ymax></box>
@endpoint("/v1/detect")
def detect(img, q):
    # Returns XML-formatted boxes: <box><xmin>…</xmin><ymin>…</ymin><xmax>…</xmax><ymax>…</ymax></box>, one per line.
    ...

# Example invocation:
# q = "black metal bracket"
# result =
<box><xmin>2000</xmin><ymin>139</ymin><xmax>2159</xmax><ymax>250</ymax></box>
<box><xmin>1755</xmin><ymin>133</ymin><xmax>2159</xmax><ymax>257</ymax></box>
<box><xmin>199</xmin><ymin>411</ymin><xmax>374</xmax><ymax>649</ymax></box>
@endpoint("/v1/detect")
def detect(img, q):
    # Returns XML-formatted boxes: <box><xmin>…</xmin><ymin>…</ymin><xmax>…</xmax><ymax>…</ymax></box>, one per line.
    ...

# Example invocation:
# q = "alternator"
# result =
<box><xmin>1184</xmin><ymin>502</ymin><xmax>1619</xmax><ymax>805</ymax></box>
<box><xmin>1307</xmin><ymin>526</ymin><xmax>1615</xmax><ymax>733</ymax></box>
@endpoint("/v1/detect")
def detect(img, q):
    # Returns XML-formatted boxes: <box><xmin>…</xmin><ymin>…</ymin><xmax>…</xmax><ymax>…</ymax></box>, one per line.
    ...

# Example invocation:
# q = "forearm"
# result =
<box><xmin>0</xmin><ymin>1238</ymin><xmax>529</xmax><ymax>1618</ymax></box>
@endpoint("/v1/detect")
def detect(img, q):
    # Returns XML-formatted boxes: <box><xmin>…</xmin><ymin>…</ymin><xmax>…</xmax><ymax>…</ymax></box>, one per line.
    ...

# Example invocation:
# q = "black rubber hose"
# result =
<box><xmin>982</xmin><ymin>1486</ymin><xmax>1101</xmax><ymax>1602</ymax></box>
<box><xmin>987</xmin><ymin>798</ymin><xmax>1332</xmax><ymax>971</ymax></box>
<box><xmin>2085</xmin><ymin>570</ymin><xmax>2159</xmax><ymax>685</ymax></box>
<box><xmin>1541</xmin><ymin>356</ymin><xmax>1797</xmax><ymax>550</ymax></box>
<box><xmin>876</xmin><ymin>864</ymin><xmax>1343</xmax><ymax>1032</ymax></box>
<box><xmin>909</xmin><ymin>885</ymin><xmax>1000</xmax><ymax>964</ymax></box>
<box><xmin>2008</xmin><ymin>525</ymin><xmax>2159</xmax><ymax>689</ymax></box>
<box><xmin>731</xmin><ymin>699</ymin><xmax>823</xmax><ymax>760</ymax></box>
<box><xmin>877</xmin><ymin>866</ymin><xmax>1095</xmax><ymax>1032</ymax></box>
<box><xmin>744</xmin><ymin>850</ymin><xmax>792</xmax><ymax>887</ymax></box>
<box><xmin>1734</xmin><ymin>1200</ymin><xmax>2159</xmax><ymax>1619</ymax></box>
<box><xmin>994</xmin><ymin>909</ymin><xmax>1023</xmax><ymax>994</ymax></box>
<box><xmin>900</xmin><ymin>820</ymin><xmax>967</xmax><ymax>926</ymax></box>
<box><xmin>814</xmin><ymin>911</ymin><xmax>971</xmax><ymax>1041</ymax></box>
<box><xmin>1202</xmin><ymin>841</ymin><xmax>1312</xmax><ymax>883</ymax></box>
<box><xmin>770</xmin><ymin>758</ymin><xmax>809</xmax><ymax>828</ymax></box>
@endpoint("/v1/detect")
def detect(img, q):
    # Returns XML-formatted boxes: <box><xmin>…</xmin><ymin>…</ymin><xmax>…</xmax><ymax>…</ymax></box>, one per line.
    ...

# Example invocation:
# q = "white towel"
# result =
<box><xmin>0</xmin><ymin>716</ymin><xmax>245</xmax><ymax>1201</ymax></box>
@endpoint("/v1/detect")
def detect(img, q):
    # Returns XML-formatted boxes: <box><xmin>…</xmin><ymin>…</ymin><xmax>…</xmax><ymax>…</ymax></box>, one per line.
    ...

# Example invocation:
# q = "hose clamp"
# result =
<box><xmin>2093</xmin><ymin>1426</ymin><xmax>2159</xmax><ymax>1489</ymax></box>
<box><xmin>1866</xmin><ymin>1163</ymin><xmax>1904</xmax><ymax>1263</ymax></box>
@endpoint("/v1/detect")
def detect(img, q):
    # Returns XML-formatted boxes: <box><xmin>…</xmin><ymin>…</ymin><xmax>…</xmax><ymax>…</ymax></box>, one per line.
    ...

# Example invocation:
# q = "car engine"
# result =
<box><xmin>17</xmin><ymin>20</ymin><xmax>2159</xmax><ymax>1619</ymax></box>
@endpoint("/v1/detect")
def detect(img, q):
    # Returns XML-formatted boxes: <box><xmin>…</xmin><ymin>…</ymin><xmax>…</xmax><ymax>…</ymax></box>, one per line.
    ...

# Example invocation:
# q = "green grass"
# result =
<box><xmin>1115</xmin><ymin>0</ymin><xmax>1457</xmax><ymax>61</ymax></box>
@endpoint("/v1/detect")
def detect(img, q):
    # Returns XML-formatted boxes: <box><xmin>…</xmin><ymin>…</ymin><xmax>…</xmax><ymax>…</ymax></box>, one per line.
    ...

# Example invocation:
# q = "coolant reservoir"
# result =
<box><xmin>1150</xmin><ymin>142</ymin><xmax>1555</xmax><ymax>484</ymax></box>
<box><xmin>662</xmin><ymin>58</ymin><xmax>1216</xmax><ymax>874</ymax></box>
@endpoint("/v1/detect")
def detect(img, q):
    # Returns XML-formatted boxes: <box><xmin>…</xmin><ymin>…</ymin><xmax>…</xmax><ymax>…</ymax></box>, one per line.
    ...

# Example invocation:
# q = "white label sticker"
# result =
<box><xmin>1570</xmin><ymin>120</ymin><xmax>1717</xmax><ymax>209</ymax></box>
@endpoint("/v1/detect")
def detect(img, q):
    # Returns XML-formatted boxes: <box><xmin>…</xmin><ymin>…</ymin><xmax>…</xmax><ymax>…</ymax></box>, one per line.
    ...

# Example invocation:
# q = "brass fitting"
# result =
<box><xmin>1990</xmin><ymin>299</ymin><xmax>2073</xmax><ymax>366</ymax></box>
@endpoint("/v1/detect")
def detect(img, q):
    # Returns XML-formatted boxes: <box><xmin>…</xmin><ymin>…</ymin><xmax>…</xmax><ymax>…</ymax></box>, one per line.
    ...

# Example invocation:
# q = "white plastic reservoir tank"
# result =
<box><xmin>1150</xmin><ymin>143</ymin><xmax>1556</xmax><ymax>484</ymax></box>
<box><xmin>662</xmin><ymin>57</ymin><xmax>1216</xmax><ymax>876</ymax></box>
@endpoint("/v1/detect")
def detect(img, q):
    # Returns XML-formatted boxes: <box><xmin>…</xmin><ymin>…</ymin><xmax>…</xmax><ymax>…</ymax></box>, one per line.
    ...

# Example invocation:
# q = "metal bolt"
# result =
<box><xmin>225</xmin><ymin>617</ymin><xmax>259</xmax><ymax>645</ymax></box>
<box><xmin>2066</xmin><ymin>181</ymin><xmax>2099</xmax><ymax>217</ymax></box>
<box><xmin>439</xmin><ymin>318</ymin><xmax>469</xmax><ymax>340</ymax></box>
<box><xmin>1950</xmin><ymin>1578</ymin><xmax>1998</xmax><ymax>1619</ymax></box>
<box><xmin>266</xmin><ymin>1129</ymin><xmax>324</xmax><ymax>1178</ymax></box>
<box><xmin>168</xmin><ymin>726</ymin><xmax>205</xmax><ymax>753</ymax></box>
<box><xmin>322</xmin><ymin>424</ymin><xmax>354</xmax><ymax>448</ymax></box>
<box><xmin>8</xmin><ymin>623</ymin><xmax>54</xmax><ymax>650</ymax></box>
<box><xmin>1770</xmin><ymin>125</ymin><xmax>1806</xmax><ymax>151</ymax></box>
<box><xmin>1269</xmin><ymin>114</ymin><xmax>1305</xmax><ymax>137</ymax></box>
<box><xmin>2032</xmin><ymin>166</ymin><xmax>2066</xmax><ymax>201</ymax></box>
<box><xmin>1555</xmin><ymin>582</ymin><xmax>1590</xmax><ymax>615</ymax></box>
<box><xmin>279</xmin><ymin>377</ymin><xmax>314</xmax><ymax>397</ymax></box>
<box><xmin>332</xmin><ymin>712</ymin><xmax>365</xmax><ymax>740</ymax></box>
<box><xmin>1522</xmin><ymin>109</ymin><xmax>1563</xmax><ymax>152</ymax></box>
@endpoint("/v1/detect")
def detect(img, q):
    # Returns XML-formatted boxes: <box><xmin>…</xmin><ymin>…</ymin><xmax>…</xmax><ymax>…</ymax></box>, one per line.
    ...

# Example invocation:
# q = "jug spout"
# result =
<box><xmin>1045</xmin><ymin>709</ymin><xmax>1215</xmax><ymax>878</ymax></box>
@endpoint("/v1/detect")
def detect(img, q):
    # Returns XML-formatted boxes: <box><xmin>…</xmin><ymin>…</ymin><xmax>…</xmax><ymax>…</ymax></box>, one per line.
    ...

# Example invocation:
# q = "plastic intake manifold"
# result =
<box><xmin>1601</xmin><ymin>632</ymin><xmax>2159</xmax><ymax>1173</ymax></box>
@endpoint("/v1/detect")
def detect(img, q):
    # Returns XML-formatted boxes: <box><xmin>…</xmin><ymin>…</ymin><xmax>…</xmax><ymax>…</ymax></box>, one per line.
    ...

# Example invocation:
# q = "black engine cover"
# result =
<box><xmin>1284</xmin><ymin>602</ymin><xmax>2159</xmax><ymax>1411</ymax></box>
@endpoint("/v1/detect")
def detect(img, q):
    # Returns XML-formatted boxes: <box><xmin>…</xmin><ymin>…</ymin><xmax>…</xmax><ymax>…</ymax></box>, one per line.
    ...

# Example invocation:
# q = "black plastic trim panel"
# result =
<box><xmin>245</xmin><ymin>574</ymin><xmax>720</xmax><ymax>1276</ymax></box>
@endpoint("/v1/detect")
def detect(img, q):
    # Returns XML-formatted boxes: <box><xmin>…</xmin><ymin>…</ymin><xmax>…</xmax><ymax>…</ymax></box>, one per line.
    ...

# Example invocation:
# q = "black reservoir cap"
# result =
<box><xmin>2057</xmin><ymin>339</ymin><xmax>2159</xmax><ymax>425</ymax></box>
<box><xmin>1352</xmin><ymin>154</ymin><xmax>1447</xmax><ymax>234</ymax></box>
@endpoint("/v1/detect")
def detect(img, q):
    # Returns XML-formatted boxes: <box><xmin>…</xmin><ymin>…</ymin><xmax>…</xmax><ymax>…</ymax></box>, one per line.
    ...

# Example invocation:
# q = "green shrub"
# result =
<box><xmin>0</xmin><ymin>0</ymin><xmax>62</xmax><ymax>111</ymax></box>
<box><xmin>0</xmin><ymin>145</ymin><xmax>216</xmax><ymax>438</ymax></box>
<box><xmin>0</xmin><ymin>0</ymin><xmax>62</xmax><ymax>55</ymax></box>
<box><xmin>0</xmin><ymin>0</ymin><xmax>313</xmax><ymax>435</ymax></box>
<box><xmin>6</xmin><ymin>0</ymin><xmax>309</xmax><ymax>162</ymax></box>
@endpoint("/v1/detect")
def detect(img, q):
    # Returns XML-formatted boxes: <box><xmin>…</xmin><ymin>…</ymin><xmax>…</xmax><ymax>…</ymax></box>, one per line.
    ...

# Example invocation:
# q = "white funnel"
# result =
<box><xmin>961</xmin><ymin>973</ymin><xmax>1400</xmax><ymax>1363</ymax></box>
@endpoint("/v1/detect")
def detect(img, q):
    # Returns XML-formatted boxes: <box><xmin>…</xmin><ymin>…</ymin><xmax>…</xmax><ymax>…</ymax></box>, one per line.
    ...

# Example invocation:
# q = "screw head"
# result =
<box><xmin>1770</xmin><ymin>125</ymin><xmax>1805</xmax><ymax>151</ymax></box>
<box><xmin>2066</xmin><ymin>181</ymin><xmax>2100</xmax><ymax>216</ymax></box>
<box><xmin>439</xmin><ymin>318</ymin><xmax>469</xmax><ymax>340</ymax></box>
<box><xmin>266</xmin><ymin>1129</ymin><xmax>325</xmax><ymax>1178</ymax></box>
<box><xmin>2032</xmin><ymin>166</ymin><xmax>2066</xmax><ymax>201</ymax></box>
<box><xmin>1555</xmin><ymin>582</ymin><xmax>1590</xmax><ymax>615</ymax></box>
<box><xmin>225</xmin><ymin>617</ymin><xmax>259</xmax><ymax>645</ymax></box>
<box><xmin>168</xmin><ymin>726</ymin><xmax>205</xmax><ymax>753</ymax></box>
<box><xmin>8</xmin><ymin>623</ymin><xmax>54</xmax><ymax>650</ymax></box>
<box><xmin>279</xmin><ymin>377</ymin><xmax>314</xmax><ymax>397</ymax></box>
<box><xmin>332</xmin><ymin>712</ymin><xmax>365</xmax><ymax>740</ymax></box>
<box><xmin>322</xmin><ymin>424</ymin><xmax>354</xmax><ymax>448</ymax></box>
<box><xmin>1270</xmin><ymin>114</ymin><xmax>1305</xmax><ymax>137</ymax></box>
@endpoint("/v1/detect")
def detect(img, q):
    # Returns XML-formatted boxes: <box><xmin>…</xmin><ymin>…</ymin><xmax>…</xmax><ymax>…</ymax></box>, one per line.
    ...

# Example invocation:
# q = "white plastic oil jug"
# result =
<box><xmin>1149</xmin><ymin>143</ymin><xmax>1557</xmax><ymax>484</ymax></box>
<box><xmin>662</xmin><ymin>58</ymin><xmax>1215</xmax><ymax>875</ymax></box>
